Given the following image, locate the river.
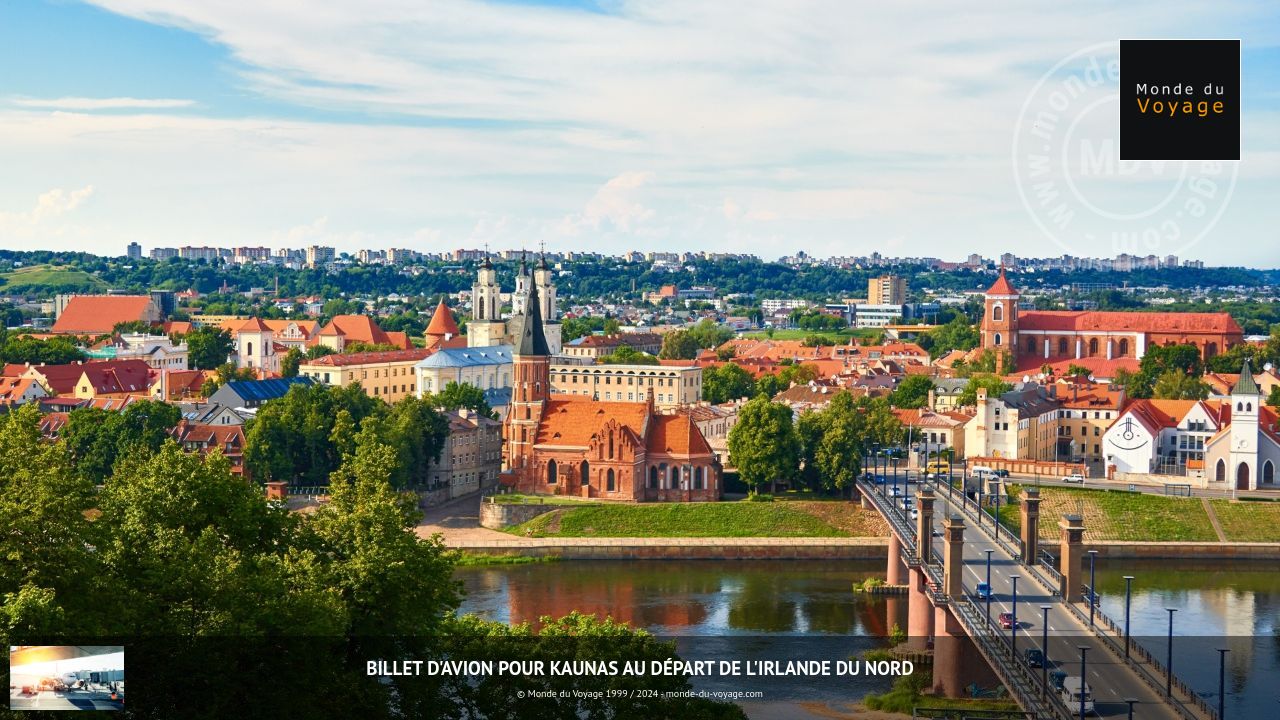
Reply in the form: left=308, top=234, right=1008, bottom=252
left=456, top=558, right=1279, bottom=719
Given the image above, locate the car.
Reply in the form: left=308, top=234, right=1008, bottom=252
left=1024, top=648, right=1045, bottom=667
left=975, top=582, right=992, bottom=599
left=1050, top=670, right=1068, bottom=692
left=888, top=485, right=904, bottom=497
left=998, top=612, right=1015, bottom=629
left=995, top=469, right=1010, bottom=478
left=1062, top=473, right=1086, bottom=484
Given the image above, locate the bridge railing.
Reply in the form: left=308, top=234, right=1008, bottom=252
left=1058, top=595, right=1215, bottom=720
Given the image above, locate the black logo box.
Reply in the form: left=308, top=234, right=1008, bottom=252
left=1120, top=39, right=1240, bottom=160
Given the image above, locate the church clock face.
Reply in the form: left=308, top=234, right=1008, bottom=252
left=1107, top=417, right=1148, bottom=452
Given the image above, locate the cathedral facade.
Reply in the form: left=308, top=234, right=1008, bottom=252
left=469, top=253, right=562, bottom=354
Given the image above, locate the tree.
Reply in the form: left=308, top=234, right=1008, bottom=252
left=659, top=330, right=700, bottom=360
left=244, top=382, right=384, bottom=485
left=1066, top=364, right=1091, bottom=378
left=802, top=334, right=835, bottom=347
left=433, top=381, right=497, bottom=419
left=702, top=363, right=756, bottom=404
left=957, top=375, right=1012, bottom=407
left=61, top=400, right=181, bottom=483
left=185, top=326, right=235, bottom=369
left=280, top=347, right=304, bottom=378
left=598, top=345, right=659, bottom=365
left=1268, top=386, right=1280, bottom=408
left=922, top=315, right=979, bottom=359
left=727, top=395, right=799, bottom=494
left=0, top=332, right=86, bottom=365
left=890, top=375, right=935, bottom=409
left=686, top=318, right=734, bottom=350
left=1151, top=369, right=1210, bottom=400
left=345, top=341, right=401, bottom=353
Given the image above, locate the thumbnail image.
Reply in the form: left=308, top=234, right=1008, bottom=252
left=8, top=646, right=124, bottom=711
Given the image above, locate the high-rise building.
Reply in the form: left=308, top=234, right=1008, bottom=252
left=868, top=275, right=905, bottom=305
left=126, top=242, right=142, bottom=260
left=305, top=245, right=336, bottom=268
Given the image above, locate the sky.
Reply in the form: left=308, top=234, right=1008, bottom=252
left=1, top=1, right=1279, bottom=265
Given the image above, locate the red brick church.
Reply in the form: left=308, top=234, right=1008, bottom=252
left=502, top=285, right=721, bottom=501
left=981, top=268, right=1244, bottom=374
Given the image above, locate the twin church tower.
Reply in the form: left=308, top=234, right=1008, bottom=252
left=468, top=252, right=562, bottom=355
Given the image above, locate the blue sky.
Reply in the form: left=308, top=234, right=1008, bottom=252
left=1, top=0, right=1279, bottom=266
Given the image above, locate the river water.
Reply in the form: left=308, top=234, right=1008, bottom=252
left=456, top=558, right=1279, bottom=718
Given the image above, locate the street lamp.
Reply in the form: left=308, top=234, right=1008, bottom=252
left=1124, top=698, right=1138, bottom=720
left=1087, top=549, right=1098, bottom=628
left=984, top=549, right=995, bottom=619
left=1040, top=605, right=1052, bottom=692
left=1077, top=646, right=1090, bottom=720
left=1217, top=647, right=1229, bottom=720
left=1123, top=575, right=1135, bottom=659
left=1010, top=575, right=1020, bottom=654
left=1165, top=608, right=1178, bottom=696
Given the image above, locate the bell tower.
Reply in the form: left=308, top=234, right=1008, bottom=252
left=1229, top=359, right=1260, bottom=490
left=981, top=266, right=1020, bottom=368
left=505, top=283, right=551, bottom=479
left=468, top=254, right=506, bottom=348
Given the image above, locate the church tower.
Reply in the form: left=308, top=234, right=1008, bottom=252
left=1229, top=358, right=1260, bottom=490
left=505, top=283, right=551, bottom=480
left=981, top=267, right=1020, bottom=369
left=533, top=253, right=562, bottom=354
left=468, top=255, right=506, bottom=348
left=511, top=252, right=532, bottom=317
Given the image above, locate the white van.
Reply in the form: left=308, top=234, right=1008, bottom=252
left=1061, top=676, right=1094, bottom=715
left=971, top=466, right=998, bottom=480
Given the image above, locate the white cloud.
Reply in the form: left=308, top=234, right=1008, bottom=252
left=12, top=97, right=195, bottom=110
left=560, top=171, right=656, bottom=235
left=0, top=186, right=95, bottom=237
left=273, top=216, right=329, bottom=244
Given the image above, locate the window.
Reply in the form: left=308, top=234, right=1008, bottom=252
left=994, top=332, right=1002, bottom=346
left=1026, top=337, right=1036, bottom=353
left=648, top=466, right=658, bottom=489
left=607, top=469, right=616, bottom=491
left=992, top=304, right=1003, bottom=322
left=547, top=460, right=557, bottom=484
left=580, top=461, right=590, bottom=486
left=1215, top=459, right=1226, bottom=482
left=693, top=466, right=704, bottom=490
left=1088, top=338, right=1098, bottom=356
left=1118, top=338, right=1129, bottom=356
left=1264, top=460, right=1275, bottom=485
left=1058, top=338, right=1068, bottom=356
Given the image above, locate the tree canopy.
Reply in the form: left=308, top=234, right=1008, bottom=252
left=727, top=396, right=800, bottom=494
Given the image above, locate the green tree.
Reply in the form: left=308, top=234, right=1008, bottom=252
left=432, top=381, right=497, bottom=419
left=244, top=382, right=384, bottom=485
left=686, top=318, right=734, bottom=350
left=280, top=347, right=304, bottom=378
left=702, top=363, right=756, bottom=404
left=61, top=400, right=181, bottom=483
left=1151, top=369, right=1210, bottom=400
left=727, top=395, right=800, bottom=494
left=890, top=375, right=935, bottom=409
left=185, top=326, right=235, bottom=369
left=358, top=395, right=451, bottom=488
left=659, top=329, right=700, bottom=360
left=922, top=315, right=979, bottom=359
left=956, top=374, right=1012, bottom=407
left=1268, top=386, right=1280, bottom=408
left=0, top=332, right=86, bottom=365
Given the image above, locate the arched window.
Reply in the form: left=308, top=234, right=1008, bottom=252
left=993, top=333, right=1002, bottom=347
left=992, top=304, right=1003, bottom=322
left=606, top=469, right=616, bottom=491
left=1215, top=459, right=1226, bottom=482
left=1058, top=338, right=1068, bottom=356
left=659, top=463, right=668, bottom=488
left=1263, top=461, right=1275, bottom=485
left=246, top=341, right=254, bottom=357
left=693, top=466, right=704, bottom=490
left=580, top=461, right=590, bottom=486
left=547, top=460, right=558, bottom=484
left=1206, top=342, right=1218, bottom=358
left=1088, top=338, right=1098, bottom=356
left=1236, top=402, right=1243, bottom=412
left=1026, top=337, right=1036, bottom=353
left=1247, top=403, right=1253, bottom=412
left=608, top=433, right=614, bottom=459
left=1118, top=338, right=1129, bottom=357
left=648, top=466, right=659, bottom=489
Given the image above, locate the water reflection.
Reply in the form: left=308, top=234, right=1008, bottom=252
left=456, top=559, right=903, bottom=637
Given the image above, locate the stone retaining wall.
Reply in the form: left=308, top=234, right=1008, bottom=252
left=478, top=501, right=579, bottom=530
left=454, top=537, right=889, bottom=560
left=1086, top=542, right=1280, bottom=560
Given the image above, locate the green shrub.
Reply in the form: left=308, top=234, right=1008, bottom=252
left=747, top=493, right=775, bottom=502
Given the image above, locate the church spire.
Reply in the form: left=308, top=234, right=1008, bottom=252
left=513, top=283, right=550, bottom=356
left=1233, top=358, right=1261, bottom=396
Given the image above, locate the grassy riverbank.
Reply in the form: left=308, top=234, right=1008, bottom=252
left=505, top=500, right=889, bottom=538
left=994, top=485, right=1280, bottom=542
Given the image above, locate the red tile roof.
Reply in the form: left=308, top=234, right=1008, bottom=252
left=20, top=359, right=153, bottom=395
left=537, top=399, right=650, bottom=447
left=52, top=295, right=157, bottom=335
left=1012, top=355, right=1141, bottom=379
left=985, top=268, right=1019, bottom=296
left=425, top=298, right=461, bottom=337
left=648, top=413, right=713, bottom=455
left=311, top=314, right=410, bottom=349
left=1018, top=310, right=1242, bottom=335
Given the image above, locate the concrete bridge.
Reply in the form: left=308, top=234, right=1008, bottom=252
left=855, top=476, right=1218, bottom=720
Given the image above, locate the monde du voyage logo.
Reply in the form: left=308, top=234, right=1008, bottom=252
left=1121, top=39, right=1240, bottom=160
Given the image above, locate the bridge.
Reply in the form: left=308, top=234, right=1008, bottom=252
left=855, top=475, right=1217, bottom=720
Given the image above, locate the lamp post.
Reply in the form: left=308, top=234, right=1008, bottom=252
left=1165, top=608, right=1178, bottom=696
left=1078, top=646, right=1089, bottom=720
left=994, top=484, right=1002, bottom=534
left=1087, top=549, right=1098, bottom=628
left=1123, top=575, right=1135, bottom=659
left=1010, top=575, right=1020, bottom=654
left=1041, top=605, right=1051, bottom=692
left=985, top=549, right=994, bottom=619
left=1217, top=647, right=1229, bottom=720
left=1124, top=699, right=1138, bottom=720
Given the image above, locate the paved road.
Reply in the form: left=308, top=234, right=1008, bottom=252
left=875, top=482, right=1197, bottom=720
left=8, top=687, right=124, bottom=711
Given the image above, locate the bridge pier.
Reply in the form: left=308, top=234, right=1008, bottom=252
left=943, top=514, right=965, bottom=599
left=906, top=568, right=934, bottom=649
left=1059, top=513, right=1085, bottom=601
left=1019, top=486, right=1040, bottom=565
left=915, top=488, right=935, bottom=562
left=931, top=605, right=996, bottom=697
left=886, top=534, right=904, bottom=585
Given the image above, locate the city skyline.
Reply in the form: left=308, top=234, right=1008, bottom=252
left=2, top=1, right=1279, bottom=264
